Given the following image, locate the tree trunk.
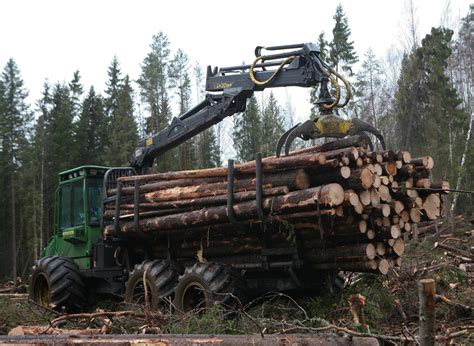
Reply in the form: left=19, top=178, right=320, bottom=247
left=311, top=260, right=379, bottom=273
left=11, top=173, right=17, bottom=281
left=451, top=107, right=473, bottom=211
left=110, top=184, right=344, bottom=234
left=32, top=176, right=38, bottom=260
left=418, top=279, right=436, bottom=346
left=311, top=166, right=373, bottom=190
left=119, top=153, right=328, bottom=182
left=143, top=170, right=310, bottom=202
left=306, top=243, right=377, bottom=262
left=112, top=186, right=289, bottom=210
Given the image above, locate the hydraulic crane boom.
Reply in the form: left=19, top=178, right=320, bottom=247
left=129, top=43, right=384, bottom=173
left=130, top=43, right=325, bottom=171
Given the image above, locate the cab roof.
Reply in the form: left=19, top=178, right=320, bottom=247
left=59, top=165, right=110, bottom=182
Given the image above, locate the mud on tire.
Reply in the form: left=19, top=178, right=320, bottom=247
left=124, top=260, right=183, bottom=310
left=29, top=256, right=86, bottom=312
left=173, top=262, right=247, bottom=313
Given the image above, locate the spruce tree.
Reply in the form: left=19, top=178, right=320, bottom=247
left=261, top=92, right=285, bottom=157
left=329, top=4, right=358, bottom=75
left=449, top=5, right=474, bottom=214
left=233, top=96, right=261, bottom=162
left=201, top=128, right=221, bottom=168
left=104, top=58, right=139, bottom=166
left=0, top=59, right=32, bottom=280
left=0, top=78, right=7, bottom=273
left=310, top=32, right=330, bottom=118
left=74, top=87, right=107, bottom=165
left=104, top=56, right=123, bottom=118
left=393, top=27, right=468, bottom=182
left=48, top=84, right=76, bottom=171
left=318, top=32, right=329, bottom=60
left=107, top=75, right=138, bottom=166
left=33, top=82, right=53, bottom=257
left=69, top=70, right=83, bottom=121
left=36, top=83, right=75, bottom=243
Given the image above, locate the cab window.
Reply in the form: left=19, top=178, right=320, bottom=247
left=87, top=179, right=103, bottom=226
left=59, top=180, right=84, bottom=229
left=60, top=185, right=72, bottom=229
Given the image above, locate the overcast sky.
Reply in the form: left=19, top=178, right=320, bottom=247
left=0, top=0, right=471, bottom=125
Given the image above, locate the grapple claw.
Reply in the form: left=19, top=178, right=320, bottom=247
left=350, top=118, right=386, bottom=150
left=275, top=116, right=386, bottom=158
left=276, top=124, right=299, bottom=157
left=280, top=120, right=317, bottom=157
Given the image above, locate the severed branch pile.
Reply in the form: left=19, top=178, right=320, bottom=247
left=104, top=135, right=448, bottom=275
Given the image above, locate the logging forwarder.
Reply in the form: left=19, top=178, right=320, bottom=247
left=28, top=42, right=385, bottom=312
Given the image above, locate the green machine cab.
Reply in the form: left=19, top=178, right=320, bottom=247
left=44, top=166, right=109, bottom=269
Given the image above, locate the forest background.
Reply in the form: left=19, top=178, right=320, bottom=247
left=0, top=1, right=472, bottom=280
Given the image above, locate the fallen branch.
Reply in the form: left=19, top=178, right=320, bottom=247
left=435, top=295, right=472, bottom=314
left=434, top=242, right=473, bottom=260
left=28, top=299, right=63, bottom=317
left=50, top=311, right=165, bottom=328
left=281, top=323, right=416, bottom=343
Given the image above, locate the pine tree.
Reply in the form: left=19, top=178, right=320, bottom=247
left=329, top=4, right=358, bottom=75
left=354, top=49, right=387, bottom=126
left=137, top=32, right=173, bottom=171
left=0, top=59, right=32, bottom=280
left=233, top=96, right=261, bottom=162
left=137, top=32, right=172, bottom=136
left=261, top=92, right=285, bottom=157
left=353, top=49, right=392, bottom=150
left=192, top=63, right=221, bottom=168
left=74, top=87, right=107, bottom=165
left=169, top=49, right=194, bottom=170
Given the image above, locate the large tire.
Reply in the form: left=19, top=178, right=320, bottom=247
left=173, top=262, right=247, bottom=313
left=29, top=256, right=86, bottom=312
left=321, top=271, right=346, bottom=293
left=124, top=260, right=183, bottom=310
left=295, top=267, right=345, bottom=295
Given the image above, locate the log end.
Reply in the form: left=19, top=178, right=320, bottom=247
left=378, top=259, right=390, bottom=274
left=319, top=183, right=345, bottom=206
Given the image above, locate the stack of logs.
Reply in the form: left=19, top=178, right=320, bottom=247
left=104, top=135, right=448, bottom=275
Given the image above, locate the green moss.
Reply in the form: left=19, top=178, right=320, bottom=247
left=305, top=274, right=396, bottom=331
left=164, top=306, right=242, bottom=335
left=0, top=297, right=53, bottom=335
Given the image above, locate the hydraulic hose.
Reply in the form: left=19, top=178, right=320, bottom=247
left=249, top=55, right=295, bottom=86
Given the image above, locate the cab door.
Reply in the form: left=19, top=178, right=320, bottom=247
left=55, top=178, right=91, bottom=267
